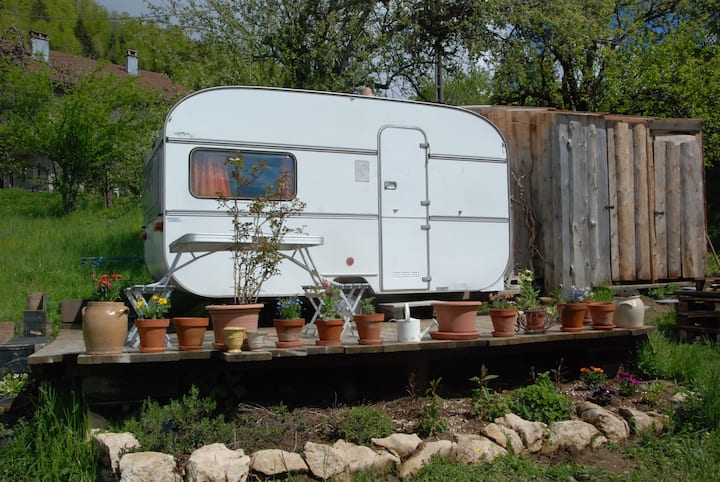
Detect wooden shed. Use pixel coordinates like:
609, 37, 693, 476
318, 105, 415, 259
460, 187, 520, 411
466, 106, 706, 291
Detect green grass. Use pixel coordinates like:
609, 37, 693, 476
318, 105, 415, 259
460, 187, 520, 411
0, 189, 150, 331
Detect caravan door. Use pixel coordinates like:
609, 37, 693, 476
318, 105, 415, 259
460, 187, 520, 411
379, 127, 430, 291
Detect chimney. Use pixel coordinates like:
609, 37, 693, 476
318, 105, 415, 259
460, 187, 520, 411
126, 49, 138, 76
30, 31, 49, 63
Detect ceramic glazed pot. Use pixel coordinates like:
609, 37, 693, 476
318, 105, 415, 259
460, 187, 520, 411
315, 318, 344, 346
134, 318, 170, 353
488, 308, 518, 337
353, 313, 384, 345
614, 296, 645, 328
207, 303, 263, 350
224, 326, 246, 353
559, 302, 588, 332
173, 317, 208, 351
432, 301, 482, 333
588, 302, 616, 330
273, 318, 305, 348
82, 301, 129, 355
246, 331, 268, 350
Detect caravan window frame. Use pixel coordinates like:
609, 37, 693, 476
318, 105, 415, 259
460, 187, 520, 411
189, 148, 298, 201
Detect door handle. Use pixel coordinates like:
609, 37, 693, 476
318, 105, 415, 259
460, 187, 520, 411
384, 181, 397, 190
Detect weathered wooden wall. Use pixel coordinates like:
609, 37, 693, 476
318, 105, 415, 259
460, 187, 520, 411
468, 107, 706, 291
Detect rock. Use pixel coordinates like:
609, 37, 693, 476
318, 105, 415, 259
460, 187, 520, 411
118, 452, 181, 482
399, 439, 455, 479
250, 449, 308, 476
452, 434, 507, 464
481, 422, 524, 453
185, 443, 250, 482
494, 413, 547, 453
333, 439, 400, 472
371, 433, 423, 459
544, 420, 603, 453
576, 402, 630, 442
304, 441, 346, 480
93, 432, 141, 472
619, 408, 668, 435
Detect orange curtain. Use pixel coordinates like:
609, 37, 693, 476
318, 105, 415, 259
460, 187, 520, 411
191, 151, 231, 197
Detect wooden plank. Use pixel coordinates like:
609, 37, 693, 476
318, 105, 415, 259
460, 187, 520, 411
665, 140, 682, 278
589, 118, 611, 286
615, 122, 635, 280
568, 118, 590, 288
633, 123, 651, 280
653, 138, 668, 279
511, 109, 532, 272
535, 111, 555, 286
680, 137, 706, 278
647, 127, 657, 281
607, 123, 620, 282
556, 116, 573, 289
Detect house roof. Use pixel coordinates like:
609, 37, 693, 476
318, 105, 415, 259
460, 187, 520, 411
25, 48, 190, 101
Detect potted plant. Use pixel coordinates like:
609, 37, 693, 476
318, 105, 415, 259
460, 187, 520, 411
273, 296, 305, 348
206, 154, 306, 349
558, 286, 593, 332
134, 295, 171, 353
515, 268, 551, 333
587, 284, 616, 330
82, 273, 129, 355
314, 281, 345, 346
487, 296, 518, 337
353, 297, 384, 345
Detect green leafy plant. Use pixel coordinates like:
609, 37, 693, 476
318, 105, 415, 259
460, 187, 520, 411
510, 371, 574, 424
359, 297, 377, 315
579, 366, 608, 389
335, 406, 394, 445
616, 371, 642, 396
316, 281, 342, 320
276, 296, 303, 319
490, 295, 515, 310
417, 378, 447, 437
517, 268, 540, 310
119, 385, 235, 457
134, 294, 171, 319
470, 365, 511, 421
592, 284, 614, 303
0, 372, 28, 398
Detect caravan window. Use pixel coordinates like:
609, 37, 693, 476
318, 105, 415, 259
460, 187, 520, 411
190, 149, 297, 200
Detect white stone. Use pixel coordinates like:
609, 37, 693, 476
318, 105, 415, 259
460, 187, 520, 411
399, 439, 455, 479
481, 422, 525, 453
452, 433, 507, 464
185, 443, 250, 482
544, 420, 603, 453
93, 432, 141, 472
304, 441, 346, 480
495, 413, 547, 453
332, 439, 400, 473
371, 433, 423, 459
250, 449, 308, 476
619, 407, 668, 435
118, 451, 181, 482
576, 402, 630, 442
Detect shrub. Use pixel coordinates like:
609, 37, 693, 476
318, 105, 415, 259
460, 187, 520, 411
510, 372, 574, 424
470, 366, 511, 422
417, 378, 447, 437
119, 385, 235, 457
335, 406, 394, 445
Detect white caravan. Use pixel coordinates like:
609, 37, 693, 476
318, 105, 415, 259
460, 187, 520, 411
142, 86, 510, 299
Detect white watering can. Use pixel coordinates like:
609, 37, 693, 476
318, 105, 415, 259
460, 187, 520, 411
396, 303, 437, 342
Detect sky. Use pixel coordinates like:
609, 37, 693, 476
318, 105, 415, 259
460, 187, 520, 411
95, 0, 154, 17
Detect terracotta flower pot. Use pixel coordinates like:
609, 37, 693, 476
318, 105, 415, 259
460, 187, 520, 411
432, 301, 482, 333
82, 301, 129, 355
207, 304, 263, 350
273, 318, 305, 348
520, 309, 551, 333
559, 302, 588, 332
488, 308, 518, 337
135, 318, 170, 353
353, 313, 384, 345
173, 317, 208, 351
588, 302, 616, 330
315, 318, 344, 346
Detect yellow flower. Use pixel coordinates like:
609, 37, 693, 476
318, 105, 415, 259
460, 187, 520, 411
136, 300, 144, 308
159, 298, 168, 305
151, 295, 159, 301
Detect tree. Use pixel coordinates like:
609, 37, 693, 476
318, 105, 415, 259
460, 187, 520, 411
1, 62, 163, 212
149, 0, 384, 91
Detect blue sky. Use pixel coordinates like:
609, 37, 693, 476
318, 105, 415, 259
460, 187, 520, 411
95, 0, 154, 17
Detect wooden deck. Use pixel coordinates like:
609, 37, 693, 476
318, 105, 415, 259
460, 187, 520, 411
27, 315, 656, 411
